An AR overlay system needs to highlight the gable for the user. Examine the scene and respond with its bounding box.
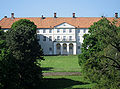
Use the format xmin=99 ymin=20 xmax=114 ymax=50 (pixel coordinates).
xmin=54 ymin=22 xmax=75 ymax=28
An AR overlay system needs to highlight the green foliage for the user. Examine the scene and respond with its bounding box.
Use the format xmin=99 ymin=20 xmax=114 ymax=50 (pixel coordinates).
xmin=7 ymin=19 xmax=43 ymax=61
xmin=0 ymin=19 xmax=44 ymax=89
xmin=11 ymin=19 xmax=37 ymax=31
xmin=78 ymin=18 xmax=120 ymax=89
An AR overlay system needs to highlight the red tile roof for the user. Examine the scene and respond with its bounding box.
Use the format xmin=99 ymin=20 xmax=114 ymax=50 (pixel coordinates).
xmin=0 ymin=17 xmax=120 ymax=28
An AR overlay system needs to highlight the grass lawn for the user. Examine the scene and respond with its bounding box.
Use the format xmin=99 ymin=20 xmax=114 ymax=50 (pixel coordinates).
xmin=41 ymin=55 xmax=81 ymax=72
xmin=43 ymin=76 xmax=96 ymax=89
xmin=39 ymin=55 xmax=96 ymax=89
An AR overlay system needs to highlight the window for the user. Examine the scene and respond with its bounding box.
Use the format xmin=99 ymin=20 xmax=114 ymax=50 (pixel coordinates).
xmin=57 ymin=29 xmax=60 ymax=33
xmin=78 ymin=46 xmax=80 ymax=49
xmin=63 ymin=46 xmax=67 ymax=50
xmin=63 ymin=36 xmax=66 ymax=41
xmin=69 ymin=29 xmax=72 ymax=33
xmin=78 ymin=36 xmax=80 ymax=41
xmin=69 ymin=46 xmax=73 ymax=49
xmin=69 ymin=36 xmax=72 ymax=41
xmin=57 ymin=36 xmax=60 ymax=41
xmin=43 ymin=36 xmax=46 ymax=41
xmin=78 ymin=29 xmax=80 ymax=33
xmin=43 ymin=29 xmax=46 ymax=33
xmin=49 ymin=29 xmax=52 ymax=33
xmin=84 ymin=29 xmax=86 ymax=33
xmin=49 ymin=36 xmax=52 ymax=41
xmin=49 ymin=47 xmax=52 ymax=51
xmin=63 ymin=29 xmax=66 ymax=33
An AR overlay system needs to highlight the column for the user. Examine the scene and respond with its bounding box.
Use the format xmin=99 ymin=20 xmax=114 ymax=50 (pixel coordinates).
xmin=61 ymin=43 xmax=63 ymax=55
xmin=73 ymin=43 xmax=76 ymax=55
xmin=67 ymin=43 xmax=69 ymax=55
xmin=54 ymin=43 xmax=56 ymax=55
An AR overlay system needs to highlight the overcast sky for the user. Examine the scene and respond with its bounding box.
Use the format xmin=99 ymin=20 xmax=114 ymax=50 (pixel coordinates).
xmin=0 ymin=0 xmax=120 ymax=19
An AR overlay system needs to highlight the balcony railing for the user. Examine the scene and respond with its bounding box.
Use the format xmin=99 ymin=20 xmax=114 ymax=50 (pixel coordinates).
xmin=54 ymin=39 xmax=76 ymax=42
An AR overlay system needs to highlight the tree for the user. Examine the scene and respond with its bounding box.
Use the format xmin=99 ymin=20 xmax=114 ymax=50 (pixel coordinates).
xmin=0 ymin=27 xmax=19 ymax=89
xmin=78 ymin=18 xmax=120 ymax=89
xmin=2 ymin=19 xmax=44 ymax=89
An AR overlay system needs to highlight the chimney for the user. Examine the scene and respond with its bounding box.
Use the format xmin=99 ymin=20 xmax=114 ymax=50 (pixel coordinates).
xmin=11 ymin=13 xmax=14 ymax=19
xmin=4 ymin=16 xmax=7 ymax=18
xmin=73 ymin=13 xmax=75 ymax=18
xmin=54 ymin=13 xmax=57 ymax=18
xmin=115 ymin=13 xmax=118 ymax=18
xmin=41 ymin=15 xmax=45 ymax=19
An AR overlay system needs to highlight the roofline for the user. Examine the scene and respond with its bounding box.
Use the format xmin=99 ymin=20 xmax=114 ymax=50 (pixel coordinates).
xmin=1 ymin=17 xmax=116 ymax=19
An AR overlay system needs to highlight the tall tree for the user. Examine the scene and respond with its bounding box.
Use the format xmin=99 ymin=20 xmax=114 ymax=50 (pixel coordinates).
xmin=78 ymin=18 xmax=120 ymax=89
xmin=4 ymin=19 xmax=44 ymax=89
xmin=0 ymin=27 xmax=19 ymax=89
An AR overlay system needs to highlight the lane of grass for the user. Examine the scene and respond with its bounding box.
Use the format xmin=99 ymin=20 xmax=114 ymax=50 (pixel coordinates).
xmin=40 ymin=55 xmax=95 ymax=88
xmin=41 ymin=55 xmax=81 ymax=72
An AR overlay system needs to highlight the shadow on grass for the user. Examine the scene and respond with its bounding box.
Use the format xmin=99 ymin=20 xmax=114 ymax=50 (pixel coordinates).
xmin=42 ymin=78 xmax=90 ymax=89
xmin=42 ymin=67 xmax=54 ymax=71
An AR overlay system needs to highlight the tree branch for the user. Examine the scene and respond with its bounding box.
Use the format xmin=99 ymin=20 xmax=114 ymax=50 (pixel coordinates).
xmin=101 ymin=55 xmax=120 ymax=68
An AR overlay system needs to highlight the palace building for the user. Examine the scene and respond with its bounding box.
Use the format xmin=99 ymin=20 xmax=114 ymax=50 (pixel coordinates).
xmin=0 ymin=13 xmax=119 ymax=55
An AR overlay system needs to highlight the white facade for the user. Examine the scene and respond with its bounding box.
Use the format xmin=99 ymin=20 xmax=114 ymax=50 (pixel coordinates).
xmin=37 ymin=22 xmax=89 ymax=55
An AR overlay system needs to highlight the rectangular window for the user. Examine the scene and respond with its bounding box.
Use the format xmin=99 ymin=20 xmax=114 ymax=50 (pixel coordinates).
xmin=57 ymin=29 xmax=60 ymax=33
xmin=43 ymin=36 xmax=46 ymax=41
xmin=49 ymin=36 xmax=52 ymax=41
xmin=78 ymin=46 xmax=80 ymax=49
xmin=84 ymin=29 xmax=86 ymax=33
xmin=78 ymin=36 xmax=80 ymax=41
xmin=69 ymin=36 xmax=72 ymax=41
xmin=63 ymin=46 xmax=67 ymax=50
xmin=57 ymin=36 xmax=60 ymax=41
xmin=43 ymin=29 xmax=46 ymax=33
xmin=49 ymin=29 xmax=52 ymax=33
xmin=78 ymin=29 xmax=80 ymax=33
xmin=69 ymin=29 xmax=72 ymax=33
xmin=69 ymin=46 xmax=73 ymax=49
xmin=49 ymin=47 xmax=52 ymax=51
xmin=63 ymin=36 xmax=66 ymax=41
xmin=63 ymin=29 xmax=66 ymax=33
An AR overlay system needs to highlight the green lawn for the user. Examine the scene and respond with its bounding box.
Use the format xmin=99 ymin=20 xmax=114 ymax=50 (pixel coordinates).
xmin=43 ymin=76 xmax=96 ymax=89
xmin=41 ymin=55 xmax=81 ymax=72
xmin=39 ymin=55 xmax=95 ymax=89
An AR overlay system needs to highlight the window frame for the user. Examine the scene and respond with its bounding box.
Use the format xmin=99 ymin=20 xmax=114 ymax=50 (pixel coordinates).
xmin=43 ymin=29 xmax=46 ymax=33
xmin=57 ymin=36 xmax=60 ymax=41
xmin=49 ymin=29 xmax=52 ymax=33
xmin=69 ymin=36 xmax=72 ymax=41
xmin=43 ymin=36 xmax=46 ymax=41
xmin=78 ymin=29 xmax=80 ymax=33
xmin=49 ymin=36 xmax=52 ymax=41
xmin=57 ymin=29 xmax=60 ymax=33
xmin=83 ymin=29 xmax=86 ymax=33
xmin=63 ymin=29 xmax=66 ymax=33
xmin=63 ymin=36 xmax=66 ymax=41
xmin=49 ymin=47 xmax=52 ymax=51
xmin=69 ymin=29 xmax=72 ymax=33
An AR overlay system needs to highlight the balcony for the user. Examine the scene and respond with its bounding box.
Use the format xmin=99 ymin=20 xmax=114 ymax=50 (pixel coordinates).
xmin=54 ymin=39 xmax=76 ymax=42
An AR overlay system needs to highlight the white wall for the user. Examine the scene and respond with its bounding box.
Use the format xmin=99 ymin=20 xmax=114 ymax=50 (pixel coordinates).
xmin=37 ymin=23 xmax=89 ymax=55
